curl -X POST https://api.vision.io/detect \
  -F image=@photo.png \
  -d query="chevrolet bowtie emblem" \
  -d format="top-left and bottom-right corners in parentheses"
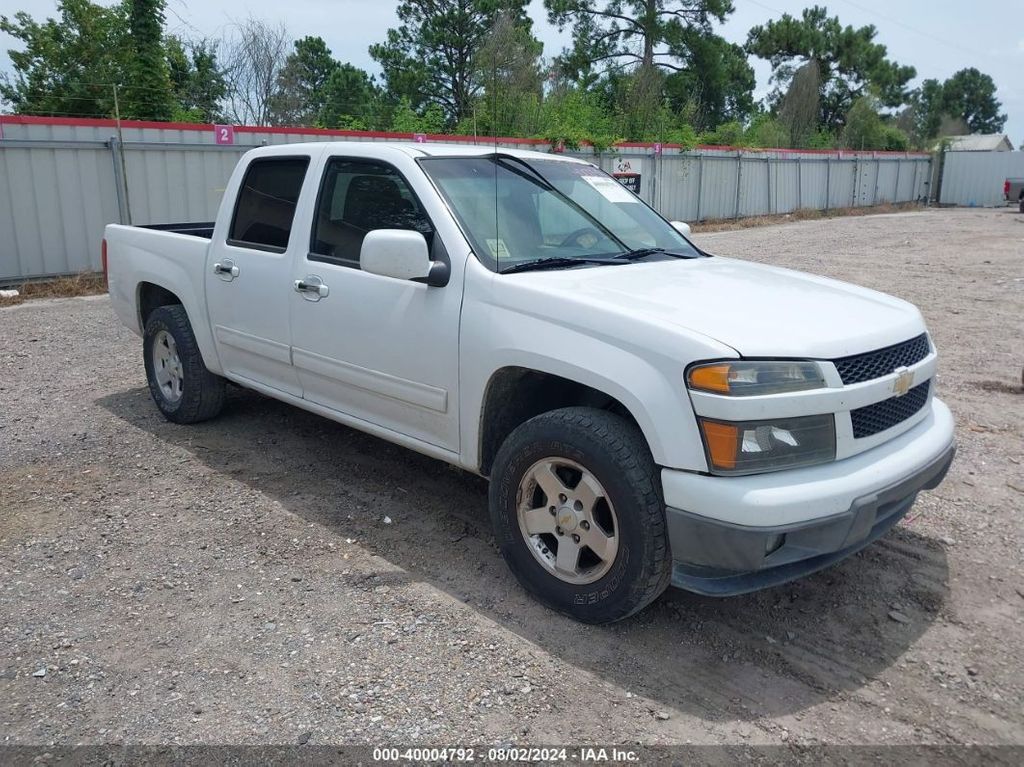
top-left (892, 367), bottom-right (913, 396)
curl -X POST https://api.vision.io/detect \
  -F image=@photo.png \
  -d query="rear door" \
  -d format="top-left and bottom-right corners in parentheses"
top-left (288, 150), bottom-right (463, 452)
top-left (205, 153), bottom-right (316, 396)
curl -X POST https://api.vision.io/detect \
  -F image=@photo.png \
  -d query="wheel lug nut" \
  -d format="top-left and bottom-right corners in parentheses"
top-left (556, 527), bottom-right (563, 536)
top-left (574, 500), bottom-right (583, 511)
top-left (559, 494), bottom-right (567, 503)
top-left (572, 534), bottom-right (580, 543)
top-left (549, 506), bottom-right (556, 515)
top-left (580, 521), bottom-right (590, 530)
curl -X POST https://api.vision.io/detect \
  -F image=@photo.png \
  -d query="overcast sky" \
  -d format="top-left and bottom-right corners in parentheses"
top-left (2, 0), bottom-right (1021, 142)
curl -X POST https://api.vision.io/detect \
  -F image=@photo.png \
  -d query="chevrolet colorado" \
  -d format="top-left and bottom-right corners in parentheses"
top-left (105, 142), bottom-right (955, 623)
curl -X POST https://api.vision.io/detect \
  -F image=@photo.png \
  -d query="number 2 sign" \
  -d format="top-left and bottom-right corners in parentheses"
top-left (214, 125), bottom-right (235, 145)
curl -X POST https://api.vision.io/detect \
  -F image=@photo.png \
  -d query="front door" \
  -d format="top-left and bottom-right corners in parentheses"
top-left (205, 155), bottom-right (312, 397)
top-left (288, 156), bottom-right (462, 452)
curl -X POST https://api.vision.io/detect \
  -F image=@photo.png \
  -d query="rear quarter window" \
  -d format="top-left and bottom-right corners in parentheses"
top-left (229, 157), bottom-right (310, 252)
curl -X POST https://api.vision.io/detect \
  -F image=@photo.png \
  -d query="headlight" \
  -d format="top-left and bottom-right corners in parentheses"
top-left (698, 414), bottom-right (836, 475)
top-left (687, 360), bottom-right (825, 396)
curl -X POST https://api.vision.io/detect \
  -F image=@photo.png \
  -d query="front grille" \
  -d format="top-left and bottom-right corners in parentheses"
top-left (833, 334), bottom-right (930, 385)
top-left (851, 381), bottom-right (930, 438)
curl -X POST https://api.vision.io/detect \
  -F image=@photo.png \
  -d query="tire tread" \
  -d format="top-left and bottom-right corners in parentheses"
top-left (144, 305), bottom-right (225, 424)
top-left (489, 406), bottom-right (671, 623)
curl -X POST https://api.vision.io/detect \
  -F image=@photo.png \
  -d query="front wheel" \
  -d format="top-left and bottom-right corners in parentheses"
top-left (143, 304), bottom-right (225, 424)
top-left (489, 407), bottom-right (671, 623)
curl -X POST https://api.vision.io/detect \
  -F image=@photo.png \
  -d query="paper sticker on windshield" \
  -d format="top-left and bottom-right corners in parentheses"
top-left (582, 175), bottom-right (640, 203)
top-left (486, 238), bottom-right (511, 260)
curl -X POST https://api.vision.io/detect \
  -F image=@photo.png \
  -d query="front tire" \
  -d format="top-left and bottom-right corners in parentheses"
top-left (143, 305), bottom-right (225, 424)
top-left (489, 407), bottom-right (671, 623)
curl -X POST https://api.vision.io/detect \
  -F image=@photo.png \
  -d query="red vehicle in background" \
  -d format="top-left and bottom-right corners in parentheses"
top-left (1005, 178), bottom-right (1024, 212)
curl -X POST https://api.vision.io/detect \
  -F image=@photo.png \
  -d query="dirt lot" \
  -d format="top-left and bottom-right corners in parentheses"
top-left (1, 207), bottom-right (1022, 748)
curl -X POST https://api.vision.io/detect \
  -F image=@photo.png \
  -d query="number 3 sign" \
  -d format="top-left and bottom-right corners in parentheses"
top-left (214, 125), bottom-right (235, 145)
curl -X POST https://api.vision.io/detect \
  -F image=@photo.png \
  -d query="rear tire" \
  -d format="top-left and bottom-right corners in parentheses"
top-left (143, 304), bottom-right (225, 424)
top-left (489, 407), bottom-right (671, 623)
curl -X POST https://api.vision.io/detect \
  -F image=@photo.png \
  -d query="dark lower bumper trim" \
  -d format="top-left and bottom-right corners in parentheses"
top-left (667, 442), bottom-right (955, 596)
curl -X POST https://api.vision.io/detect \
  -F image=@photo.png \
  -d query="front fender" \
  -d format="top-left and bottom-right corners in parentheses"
top-left (459, 301), bottom-right (727, 473)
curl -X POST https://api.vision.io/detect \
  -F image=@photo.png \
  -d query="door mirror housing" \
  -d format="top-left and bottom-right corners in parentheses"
top-left (670, 220), bottom-right (691, 237)
top-left (360, 229), bottom-right (448, 286)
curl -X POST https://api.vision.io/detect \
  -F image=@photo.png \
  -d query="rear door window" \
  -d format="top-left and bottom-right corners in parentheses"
top-left (229, 157), bottom-right (310, 252)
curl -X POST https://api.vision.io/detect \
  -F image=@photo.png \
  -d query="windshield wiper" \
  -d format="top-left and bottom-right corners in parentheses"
top-left (499, 257), bottom-right (624, 274)
top-left (614, 247), bottom-right (697, 261)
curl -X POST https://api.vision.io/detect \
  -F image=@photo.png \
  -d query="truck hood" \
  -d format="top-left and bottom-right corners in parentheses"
top-left (506, 256), bottom-right (926, 358)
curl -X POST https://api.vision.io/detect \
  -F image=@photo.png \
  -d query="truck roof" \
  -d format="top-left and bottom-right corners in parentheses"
top-left (244, 140), bottom-right (593, 165)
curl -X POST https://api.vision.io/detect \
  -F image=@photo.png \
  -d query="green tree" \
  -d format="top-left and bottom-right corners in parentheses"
top-left (901, 69), bottom-right (1005, 148)
top-left (941, 68), bottom-right (1006, 134)
top-left (0, 0), bottom-right (130, 117)
top-left (840, 97), bottom-right (882, 149)
top-left (606, 66), bottom-right (667, 141)
top-left (699, 119), bottom-right (746, 147)
top-left (390, 97), bottom-right (447, 134)
top-left (543, 2), bottom-right (747, 143)
top-left (370, 0), bottom-right (535, 126)
top-left (269, 36), bottom-right (339, 125)
top-left (319, 64), bottom-right (379, 129)
top-left (840, 96), bottom-right (908, 150)
top-left (1, 1), bottom-right (223, 122)
top-left (471, 11), bottom-right (544, 137)
top-left (664, 32), bottom-right (754, 130)
top-left (166, 36), bottom-right (226, 122)
top-left (123, 0), bottom-right (174, 120)
top-left (777, 60), bottom-right (820, 147)
top-left (746, 5), bottom-right (915, 131)
top-left (902, 78), bottom-right (944, 147)
top-left (545, 0), bottom-right (733, 79)
top-left (745, 112), bottom-right (789, 148)
top-left (539, 87), bottom-right (618, 150)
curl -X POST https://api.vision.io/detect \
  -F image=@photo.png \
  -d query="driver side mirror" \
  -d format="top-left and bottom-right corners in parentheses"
top-left (670, 221), bottom-right (691, 237)
top-left (360, 229), bottom-right (449, 287)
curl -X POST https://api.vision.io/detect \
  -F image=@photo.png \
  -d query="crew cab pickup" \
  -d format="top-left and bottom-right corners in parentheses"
top-left (105, 142), bottom-right (955, 623)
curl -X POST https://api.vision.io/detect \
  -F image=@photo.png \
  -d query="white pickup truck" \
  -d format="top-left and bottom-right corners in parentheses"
top-left (105, 142), bottom-right (955, 623)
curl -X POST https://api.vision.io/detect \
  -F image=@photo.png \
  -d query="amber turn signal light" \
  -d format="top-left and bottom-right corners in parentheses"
top-left (700, 420), bottom-right (739, 470)
top-left (687, 363), bottom-right (732, 394)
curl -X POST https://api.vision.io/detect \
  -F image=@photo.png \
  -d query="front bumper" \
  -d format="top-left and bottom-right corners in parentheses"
top-left (662, 398), bottom-right (956, 596)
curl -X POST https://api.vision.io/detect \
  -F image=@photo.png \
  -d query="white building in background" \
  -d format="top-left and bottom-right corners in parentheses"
top-left (944, 134), bottom-right (1014, 152)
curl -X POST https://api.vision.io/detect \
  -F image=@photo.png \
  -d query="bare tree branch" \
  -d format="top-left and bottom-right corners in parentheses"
top-left (221, 17), bottom-right (289, 126)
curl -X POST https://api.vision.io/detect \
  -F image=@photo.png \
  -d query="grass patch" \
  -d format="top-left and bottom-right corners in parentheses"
top-left (691, 202), bottom-right (923, 234)
top-left (0, 272), bottom-right (107, 307)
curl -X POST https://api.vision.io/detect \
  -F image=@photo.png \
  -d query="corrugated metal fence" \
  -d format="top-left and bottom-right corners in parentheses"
top-left (0, 115), bottom-right (932, 282)
top-left (938, 150), bottom-right (1024, 207)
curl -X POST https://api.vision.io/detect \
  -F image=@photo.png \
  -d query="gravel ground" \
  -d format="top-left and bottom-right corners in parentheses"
top-left (1, 207), bottom-right (1022, 748)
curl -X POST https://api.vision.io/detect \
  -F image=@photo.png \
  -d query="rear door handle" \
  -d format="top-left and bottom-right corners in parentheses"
top-left (294, 275), bottom-right (329, 301)
top-left (213, 260), bottom-right (239, 280)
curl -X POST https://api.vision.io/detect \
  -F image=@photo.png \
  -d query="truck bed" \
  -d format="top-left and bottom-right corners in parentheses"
top-left (140, 222), bottom-right (216, 239)
top-left (104, 222), bottom-right (214, 344)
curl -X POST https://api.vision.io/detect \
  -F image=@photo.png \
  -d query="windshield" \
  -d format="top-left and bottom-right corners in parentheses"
top-left (419, 155), bottom-right (701, 272)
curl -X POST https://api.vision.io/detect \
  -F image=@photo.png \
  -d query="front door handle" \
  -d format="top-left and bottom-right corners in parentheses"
top-left (213, 260), bottom-right (239, 280)
top-left (294, 275), bottom-right (329, 301)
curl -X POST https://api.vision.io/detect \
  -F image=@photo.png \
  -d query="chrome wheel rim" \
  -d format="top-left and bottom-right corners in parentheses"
top-left (152, 330), bottom-right (184, 404)
top-left (516, 457), bottom-right (619, 585)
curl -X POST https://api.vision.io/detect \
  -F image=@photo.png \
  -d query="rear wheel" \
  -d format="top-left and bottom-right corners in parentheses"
top-left (143, 305), bottom-right (225, 424)
top-left (489, 407), bottom-right (671, 623)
